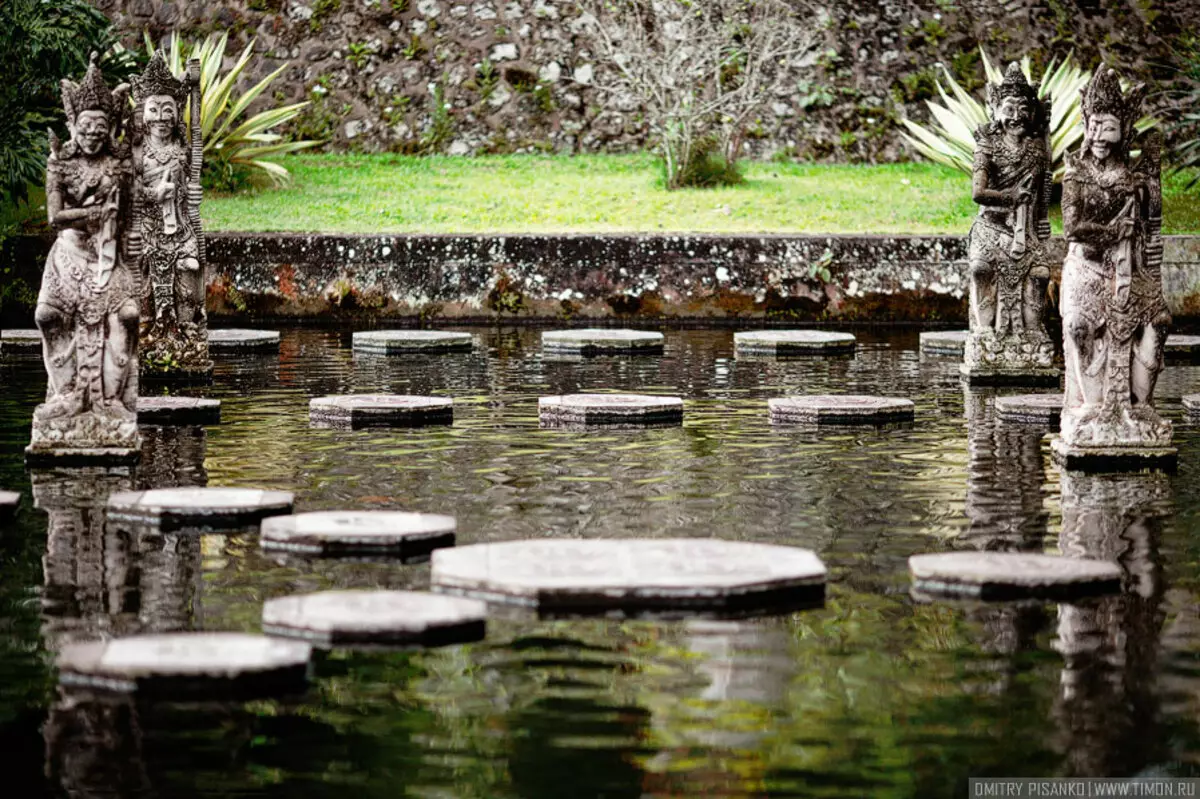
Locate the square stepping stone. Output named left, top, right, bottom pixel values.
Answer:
left=261, top=511, right=456, bottom=560
left=909, top=552, right=1122, bottom=601
left=734, top=330, right=855, bottom=356
left=106, top=487, right=294, bottom=532
left=208, top=329, right=280, bottom=352
left=993, top=394, right=1063, bottom=427
left=352, top=330, right=473, bottom=355
left=310, top=395, right=453, bottom=429
left=432, top=539, right=826, bottom=618
left=769, top=395, right=914, bottom=425
left=541, top=329, right=664, bottom=356
left=263, top=590, right=486, bottom=648
left=539, top=393, right=683, bottom=427
left=137, top=397, right=221, bottom=426
left=918, top=330, right=968, bottom=356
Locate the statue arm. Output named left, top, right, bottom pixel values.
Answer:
left=46, top=173, right=96, bottom=231
left=1062, top=176, right=1118, bottom=247
left=971, top=149, right=1014, bottom=207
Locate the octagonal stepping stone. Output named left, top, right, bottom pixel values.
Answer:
left=432, top=539, right=826, bottom=617
left=994, top=394, right=1063, bottom=426
left=207, top=329, right=280, bottom=352
left=107, top=487, right=294, bottom=532
left=137, top=397, right=221, bottom=426
left=56, top=633, right=311, bottom=698
left=539, top=393, right=683, bottom=427
left=0, top=329, right=41, bottom=352
left=352, top=330, right=473, bottom=355
left=909, top=552, right=1122, bottom=601
left=263, top=590, right=486, bottom=648
left=261, top=511, right=456, bottom=560
left=734, top=330, right=855, bottom=357
left=310, top=395, right=453, bottom=429
left=542, top=329, right=664, bottom=356
left=919, top=330, right=968, bottom=356
left=1166, top=334, right=1200, bottom=361
left=0, top=490, right=18, bottom=523
left=769, top=395, right=914, bottom=425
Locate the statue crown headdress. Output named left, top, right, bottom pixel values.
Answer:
left=132, top=52, right=188, bottom=105
left=64, top=53, right=116, bottom=117
left=1081, top=67, right=1144, bottom=126
left=989, top=62, right=1039, bottom=106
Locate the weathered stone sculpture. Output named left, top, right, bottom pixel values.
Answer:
left=131, top=54, right=211, bottom=377
left=28, top=55, right=140, bottom=464
left=1052, top=67, right=1172, bottom=469
left=962, top=63, right=1056, bottom=384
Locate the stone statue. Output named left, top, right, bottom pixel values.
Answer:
left=1053, top=67, right=1172, bottom=468
left=28, top=54, right=140, bottom=463
left=130, top=54, right=211, bottom=377
left=962, top=62, right=1056, bottom=384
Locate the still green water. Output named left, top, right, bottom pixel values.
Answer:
left=2, top=327, right=1200, bottom=797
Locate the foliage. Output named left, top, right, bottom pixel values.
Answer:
left=0, top=0, right=136, bottom=207
left=1169, top=41, right=1200, bottom=188
left=672, top=136, right=744, bottom=188
left=420, top=82, right=455, bottom=153
left=901, top=49, right=1156, bottom=182
left=145, top=32, right=319, bottom=187
left=578, top=0, right=819, bottom=189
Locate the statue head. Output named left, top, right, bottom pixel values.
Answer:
left=1080, top=67, right=1145, bottom=164
left=132, top=53, right=190, bottom=144
left=60, top=53, right=128, bottom=158
left=988, top=62, right=1042, bottom=137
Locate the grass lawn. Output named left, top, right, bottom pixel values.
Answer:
left=202, top=153, right=1200, bottom=235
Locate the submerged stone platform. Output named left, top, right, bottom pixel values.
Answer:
left=539, top=393, right=684, bottom=427
left=0, top=490, right=18, bottom=522
left=352, top=330, right=474, bottom=355
left=1049, top=437, right=1178, bottom=472
left=1166, top=334, right=1200, bottom=360
left=993, top=394, right=1063, bottom=427
left=734, top=330, right=855, bottom=356
left=263, top=590, right=486, bottom=648
left=106, top=487, right=295, bottom=532
left=261, top=510, right=456, bottom=559
left=769, top=395, right=914, bottom=425
left=909, top=552, right=1122, bottom=601
left=207, top=329, right=280, bottom=352
left=56, top=633, right=311, bottom=698
left=918, top=330, right=968, bottom=356
left=137, top=397, right=222, bottom=426
left=542, top=329, right=664, bottom=356
left=431, top=538, right=826, bottom=617
left=0, top=329, right=39, bottom=352
left=310, top=395, right=454, bottom=428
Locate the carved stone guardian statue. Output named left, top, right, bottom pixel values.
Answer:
left=1052, top=67, right=1173, bottom=469
left=131, top=54, right=211, bottom=377
left=27, top=55, right=141, bottom=464
left=962, top=63, right=1057, bottom=384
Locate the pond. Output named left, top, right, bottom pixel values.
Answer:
left=2, top=326, right=1200, bottom=797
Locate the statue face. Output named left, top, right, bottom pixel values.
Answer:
left=143, top=95, right=178, bottom=138
left=1087, top=113, right=1122, bottom=161
left=995, top=96, right=1032, bottom=133
left=76, top=110, right=111, bottom=156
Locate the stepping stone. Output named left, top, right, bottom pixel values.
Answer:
left=432, top=539, right=826, bottom=617
left=919, top=330, right=968, bottom=356
left=909, top=552, right=1122, bottom=601
left=310, top=395, right=453, bottom=429
left=734, top=330, right=855, bottom=356
left=352, top=330, right=473, bottom=355
left=0, top=490, right=18, bottom=523
left=769, top=395, right=914, bottom=425
left=137, top=397, right=221, bottom=426
left=207, top=329, right=280, bottom=352
left=261, top=510, right=456, bottom=560
left=263, top=590, right=486, bottom=648
left=56, top=633, right=311, bottom=698
left=993, top=394, right=1063, bottom=426
left=1166, top=334, right=1200, bottom=360
left=1185, top=395, right=1200, bottom=414
left=539, top=393, right=683, bottom=427
left=106, top=487, right=294, bottom=532
left=542, top=329, right=664, bottom=356
left=0, top=329, right=41, bottom=351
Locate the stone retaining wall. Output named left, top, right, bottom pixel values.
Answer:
left=7, top=233, right=1200, bottom=326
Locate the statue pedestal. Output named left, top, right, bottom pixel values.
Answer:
left=959, top=363, right=1060, bottom=387
left=1050, top=437, right=1177, bottom=472
left=960, top=330, right=1059, bottom=386
left=26, top=446, right=141, bottom=468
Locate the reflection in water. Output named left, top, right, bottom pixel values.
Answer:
left=138, top=425, right=209, bottom=490
left=1055, top=470, right=1171, bottom=777
left=45, top=687, right=150, bottom=797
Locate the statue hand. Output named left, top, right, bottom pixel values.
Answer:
left=155, top=181, right=176, bottom=202
left=1012, top=187, right=1033, bottom=206
left=1118, top=217, right=1136, bottom=239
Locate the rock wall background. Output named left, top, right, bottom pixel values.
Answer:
left=92, top=0, right=1200, bottom=161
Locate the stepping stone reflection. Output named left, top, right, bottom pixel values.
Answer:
left=263, top=590, right=486, bottom=648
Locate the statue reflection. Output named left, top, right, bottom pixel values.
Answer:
left=45, top=687, right=150, bottom=797
left=1054, top=470, right=1170, bottom=777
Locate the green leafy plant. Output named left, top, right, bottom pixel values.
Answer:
left=145, top=32, right=320, bottom=186
left=346, top=42, right=371, bottom=70
left=420, top=82, right=455, bottom=153
left=1169, top=39, right=1200, bottom=188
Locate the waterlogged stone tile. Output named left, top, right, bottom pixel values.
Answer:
left=106, top=487, right=294, bottom=532
left=352, top=330, right=473, bottom=355
left=994, top=394, right=1063, bottom=426
left=309, top=395, right=453, bottom=429
left=261, top=510, right=456, bottom=559
left=539, top=393, right=683, bottom=427
left=137, top=397, right=221, bottom=426
left=909, top=552, right=1122, bottom=601
left=769, top=395, right=914, bottom=425
left=734, top=330, right=855, bottom=356
left=263, top=590, right=485, bottom=648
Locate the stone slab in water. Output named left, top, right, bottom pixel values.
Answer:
left=994, top=394, right=1063, bottom=426
left=137, top=397, right=221, bottom=426
left=909, top=552, right=1122, bottom=601
left=1050, top=437, right=1178, bottom=473
left=207, top=329, right=280, bottom=352
left=431, top=538, right=826, bottom=617
left=261, top=510, right=456, bottom=559
left=959, top=362, right=1060, bottom=387
left=352, top=330, right=473, bottom=355
left=542, top=329, right=664, bottom=355
left=25, top=446, right=141, bottom=468
left=56, top=633, right=311, bottom=698
left=0, top=329, right=40, bottom=352
left=734, top=330, right=855, bottom=356
left=769, top=395, right=914, bottom=425
left=1184, top=395, right=1200, bottom=413
left=919, top=330, right=968, bottom=356
left=107, top=487, right=294, bottom=532
left=1166, top=334, right=1200, bottom=361
left=263, top=590, right=486, bottom=648
left=310, top=395, right=453, bottom=428
left=539, top=393, right=683, bottom=427
left=0, top=490, right=18, bottom=522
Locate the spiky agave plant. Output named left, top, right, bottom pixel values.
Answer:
left=145, top=32, right=320, bottom=186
